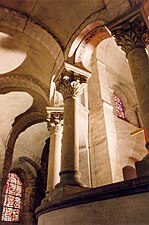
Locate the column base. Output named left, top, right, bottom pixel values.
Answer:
left=40, top=189, right=53, bottom=205
left=57, top=170, right=86, bottom=187
left=51, top=184, right=89, bottom=200
left=40, top=192, right=50, bottom=205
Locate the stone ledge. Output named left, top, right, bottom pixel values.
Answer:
left=36, top=176, right=149, bottom=218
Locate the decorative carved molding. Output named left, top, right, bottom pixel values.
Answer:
left=112, top=16, right=148, bottom=56
left=56, top=70, right=88, bottom=100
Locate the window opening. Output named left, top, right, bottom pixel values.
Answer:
left=114, top=95, right=125, bottom=119
left=1, top=173, right=22, bottom=222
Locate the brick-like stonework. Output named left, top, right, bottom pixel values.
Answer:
left=0, top=7, right=64, bottom=77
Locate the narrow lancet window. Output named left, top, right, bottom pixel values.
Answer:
left=114, top=95, right=125, bottom=119
left=1, top=173, right=22, bottom=222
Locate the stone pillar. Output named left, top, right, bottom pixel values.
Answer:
left=112, top=15, right=149, bottom=145
left=45, top=110, right=63, bottom=200
left=112, top=15, right=149, bottom=176
left=55, top=71, right=87, bottom=187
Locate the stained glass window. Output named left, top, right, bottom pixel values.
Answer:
left=114, top=95, right=125, bottom=119
left=1, top=173, right=22, bottom=222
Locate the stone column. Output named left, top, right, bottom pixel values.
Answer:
left=112, top=15, right=149, bottom=176
left=112, top=15, right=149, bottom=145
left=45, top=110, right=63, bottom=200
left=55, top=71, right=87, bottom=186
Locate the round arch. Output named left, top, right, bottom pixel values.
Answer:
left=2, top=111, right=47, bottom=187
left=0, top=7, right=64, bottom=77
left=8, top=157, right=44, bottom=225
left=66, top=21, right=111, bottom=71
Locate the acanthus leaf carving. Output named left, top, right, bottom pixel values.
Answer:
left=112, top=16, right=148, bottom=56
left=55, top=71, right=87, bottom=100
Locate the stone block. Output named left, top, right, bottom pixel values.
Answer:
left=51, top=185, right=89, bottom=200
left=136, top=154, right=149, bottom=177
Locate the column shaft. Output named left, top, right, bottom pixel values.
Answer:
left=60, top=96, right=80, bottom=185
left=56, top=72, right=87, bottom=187
left=112, top=16, right=149, bottom=143
left=47, top=124, right=62, bottom=194
left=44, top=110, right=63, bottom=200
left=127, top=47, right=149, bottom=139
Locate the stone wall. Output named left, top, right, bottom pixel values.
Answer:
left=37, top=177, right=149, bottom=225
left=88, top=37, right=146, bottom=187
left=13, top=122, right=49, bottom=167
left=0, top=138, right=5, bottom=181
left=88, top=51, right=113, bottom=187
left=38, top=192, right=149, bottom=225
left=79, top=102, right=91, bottom=187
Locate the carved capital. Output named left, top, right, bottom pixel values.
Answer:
left=112, top=16, right=148, bottom=56
left=47, top=112, right=63, bottom=132
left=56, top=71, right=87, bottom=100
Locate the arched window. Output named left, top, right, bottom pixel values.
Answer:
left=114, top=95, right=125, bottom=119
left=1, top=173, right=22, bottom=222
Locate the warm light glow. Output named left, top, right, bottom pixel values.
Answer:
left=68, top=21, right=104, bottom=58
left=49, top=75, right=56, bottom=102
left=68, top=36, right=82, bottom=57
left=145, top=48, right=148, bottom=55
